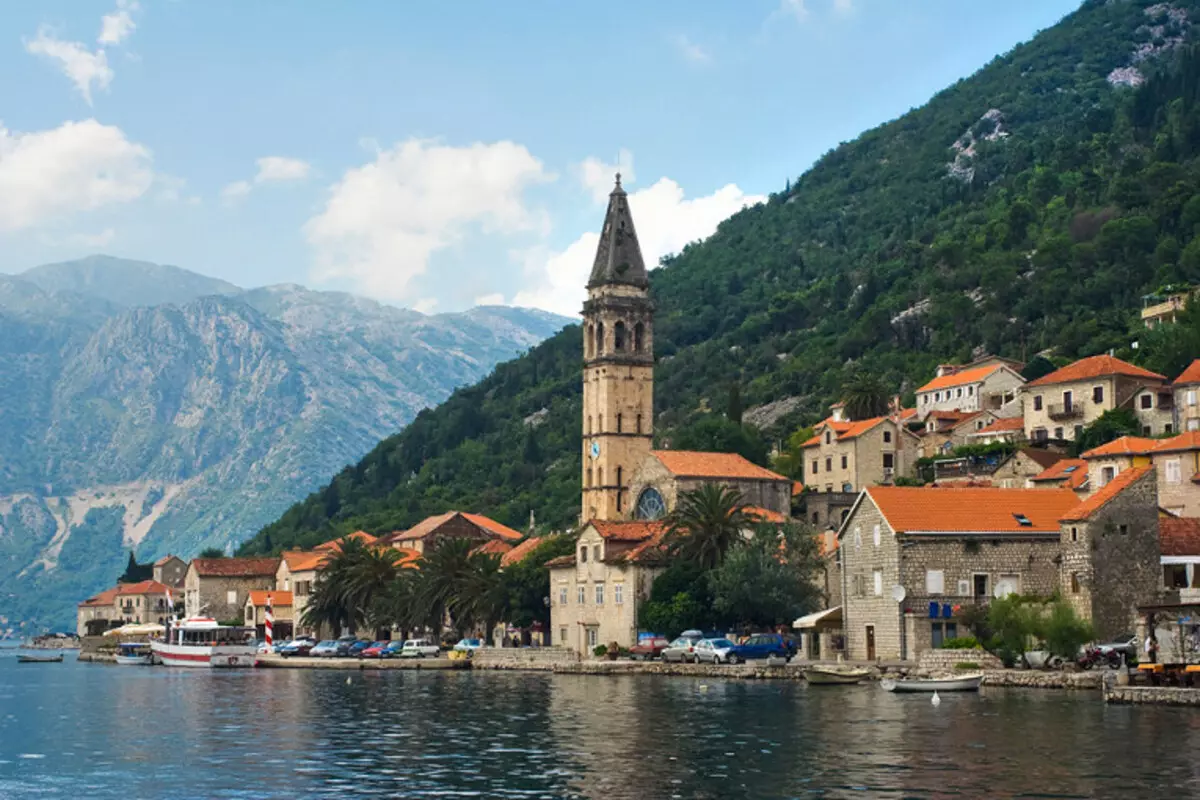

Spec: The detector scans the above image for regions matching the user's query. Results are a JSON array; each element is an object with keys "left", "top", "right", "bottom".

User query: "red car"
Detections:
[
  {"left": 629, "top": 637, "right": 671, "bottom": 661},
  {"left": 360, "top": 641, "right": 393, "bottom": 658}
]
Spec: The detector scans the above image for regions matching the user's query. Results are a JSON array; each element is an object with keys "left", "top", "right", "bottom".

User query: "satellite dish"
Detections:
[
  {"left": 891, "top": 585, "right": 907, "bottom": 603},
  {"left": 993, "top": 584, "right": 1006, "bottom": 599}
]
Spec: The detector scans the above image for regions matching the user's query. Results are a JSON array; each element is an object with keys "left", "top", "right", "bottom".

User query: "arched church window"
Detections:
[
  {"left": 614, "top": 321, "right": 626, "bottom": 351},
  {"left": 635, "top": 488, "right": 666, "bottom": 521},
  {"left": 596, "top": 322, "right": 605, "bottom": 354},
  {"left": 634, "top": 322, "right": 644, "bottom": 353}
]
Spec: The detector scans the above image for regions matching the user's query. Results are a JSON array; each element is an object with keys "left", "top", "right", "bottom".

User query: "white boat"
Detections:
[
  {"left": 805, "top": 664, "right": 871, "bottom": 685},
  {"left": 151, "top": 617, "right": 257, "bottom": 668},
  {"left": 880, "top": 673, "right": 983, "bottom": 692},
  {"left": 114, "top": 642, "right": 153, "bottom": 665}
]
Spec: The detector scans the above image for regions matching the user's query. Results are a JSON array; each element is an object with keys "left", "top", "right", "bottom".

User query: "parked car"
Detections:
[
  {"left": 360, "top": 641, "right": 393, "bottom": 658},
  {"left": 310, "top": 640, "right": 340, "bottom": 658},
  {"left": 726, "top": 633, "right": 796, "bottom": 664},
  {"left": 346, "top": 640, "right": 373, "bottom": 658},
  {"left": 272, "top": 639, "right": 292, "bottom": 654},
  {"left": 400, "top": 638, "right": 440, "bottom": 658},
  {"left": 629, "top": 637, "right": 671, "bottom": 661},
  {"left": 661, "top": 635, "right": 703, "bottom": 663},
  {"left": 280, "top": 638, "right": 316, "bottom": 657},
  {"left": 381, "top": 640, "right": 406, "bottom": 658},
  {"left": 453, "top": 638, "right": 484, "bottom": 653},
  {"left": 693, "top": 638, "right": 738, "bottom": 664},
  {"left": 333, "top": 636, "right": 359, "bottom": 656},
  {"left": 1095, "top": 633, "right": 1139, "bottom": 661}
]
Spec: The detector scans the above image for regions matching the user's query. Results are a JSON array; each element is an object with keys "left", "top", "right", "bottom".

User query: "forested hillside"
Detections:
[{"left": 244, "top": 0, "right": 1200, "bottom": 552}]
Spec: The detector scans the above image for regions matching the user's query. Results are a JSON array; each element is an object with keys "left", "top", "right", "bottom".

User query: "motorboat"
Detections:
[
  {"left": 804, "top": 664, "right": 871, "bottom": 685},
  {"left": 880, "top": 673, "right": 983, "bottom": 692},
  {"left": 151, "top": 617, "right": 257, "bottom": 668},
  {"left": 17, "top": 653, "right": 64, "bottom": 663},
  {"left": 114, "top": 642, "right": 153, "bottom": 665}
]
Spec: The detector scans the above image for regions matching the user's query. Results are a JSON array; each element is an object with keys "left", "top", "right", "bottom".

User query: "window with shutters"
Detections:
[
  {"left": 873, "top": 570, "right": 883, "bottom": 596},
  {"left": 577, "top": 586, "right": 586, "bottom": 605},
  {"left": 595, "top": 584, "right": 605, "bottom": 605},
  {"left": 873, "top": 524, "right": 881, "bottom": 547},
  {"left": 559, "top": 587, "right": 567, "bottom": 605},
  {"left": 926, "top": 570, "right": 945, "bottom": 595},
  {"left": 614, "top": 584, "right": 623, "bottom": 605},
  {"left": 1166, "top": 459, "right": 1182, "bottom": 484}
]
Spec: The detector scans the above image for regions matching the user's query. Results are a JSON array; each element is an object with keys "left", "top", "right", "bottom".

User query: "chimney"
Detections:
[
  {"left": 936, "top": 364, "right": 959, "bottom": 378},
  {"left": 830, "top": 402, "right": 846, "bottom": 422}
]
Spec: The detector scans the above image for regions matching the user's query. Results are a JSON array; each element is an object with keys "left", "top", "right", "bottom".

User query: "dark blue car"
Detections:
[{"left": 726, "top": 633, "right": 797, "bottom": 664}]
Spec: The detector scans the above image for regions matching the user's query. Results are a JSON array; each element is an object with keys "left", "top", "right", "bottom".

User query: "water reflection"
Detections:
[{"left": 2, "top": 658, "right": 1200, "bottom": 799}]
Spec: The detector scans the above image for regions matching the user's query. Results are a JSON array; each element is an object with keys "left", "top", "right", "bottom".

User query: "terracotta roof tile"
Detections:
[
  {"left": 116, "top": 580, "right": 171, "bottom": 596},
  {"left": 1160, "top": 516, "right": 1200, "bottom": 556},
  {"left": 152, "top": 555, "right": 179, "bottom": 567},
  {"left": 394, "top": 548, "right": 421, "bottom": 568},
  {"left": 1150, "top": 432, "right": 1200, "bottom": 454},
  {"left": 1060, "top": 466, "right": 1153, "bottom": 522},
  {"left": 620, "top": 528, "right": 672, "bottom": 564},
  {"left": 1030, "top": 458, "right": 1089, "bottom": 490},
  {"left": 387, "top": 512, "right": 457, "bottom": 543},
  {"left": 544, "top": 554, "right": 576, "bottom": 568},
  {"left": 314, "top": 531, "right": 378, "bottom": 552},
  {"left": 650, "top": 451, "right": 788, "bottom": 482},
  {"left": 500, "top": 536, "right": 546, "bottom": 567},
  {"left": 863, "top": 486, "right": 1079, "bottom": 534},
  {"left": 1080, "top": 436, "right": 1159, "bottom": 459},
  {"left": 247, "top": 590, "right": 293, "bottom": 607},
  {"left": 973, "top": 417, "right": 1025, "bottom": 435},
  {"left": 590, "top": 520, "right": 667, "bottom": 542},
  {"left": 744, "top": 506, "right": 787, "bottom": 524},
  {"left": 792, "top": 481, "right": 805, "bottom": 496},
  {"left": 79, "top": 587, "right": 119, "bottom": 607},
  {"left": 282, "top": 551, "right": 327, "bottom": 573},
  {"left": 190, "top": 557, "right": 280, "bottom": 578},
  {"left": 461, "top": 513, "right": 524, "bottom": 541},
  {"left": 1026, "top": 355, "right": 1166, "bottom": 387},
  {"left": 918, "top": 364, "right": 1005, "bottom": 393},
  {"left": 1173, "top": 359, "right": 1200, "bottom": 386},
  {"left": 471, "top": 539, "right": 514, "bottom": 557}
]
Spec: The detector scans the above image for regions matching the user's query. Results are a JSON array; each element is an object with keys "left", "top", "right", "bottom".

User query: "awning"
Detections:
[
  {"left": 103, "top": 623, "right": 165, "bottom": 637},
  {"left": 793, "top": 607, "right": 842, "bottom": 630}
]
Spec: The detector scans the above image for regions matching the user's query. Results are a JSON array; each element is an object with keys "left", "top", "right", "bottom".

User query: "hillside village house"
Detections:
[
  {"left": 152, "top": 555, "right": 187, "bottom": 588},
  {"left": 184, "top": 557, "right": 279, "bottom": 622},
  {"left": 1160, "top": 517, "right": 1200, "bottom": 602},
  {"left": 276, "top": 551, "right": 327, "bottom": 637},
  {"left": 1028, "top": 458, "right": 1090, "bottom": 492},
  {"left": 965, "top": 416, "right": 1027, "bottom": 446},
  {"left": 244, "top": 590, "right": 294, "bottom": 640},
  {"left": 802, "top": 408, "right": 919, "bottom": 494},
  {"left": 76, "top": 587, "right": 120, "bottom": 636},
  {"left": 1023, "top": 355, "right": 1168, "bottom": 443},
  {"left": 114, "top": 580, "right": 173, "bottom": 627},
  {"left": 915, "top": 359, "right": 1025, "bottom": 418},
  {"left": 383, "top": 511, "right": 523, "bottom": 554},
  {"left": 1172, "top": 359, "right": 1200, "bottom": 432},
  {"left": 919, "top": 410, "right": 1000, "bottom": 458},
  {"left": 837, "top": 486, "right": 1081, "bottom": 661},
  {"left": 1080, "top": 433, "right": 1200, "bottom": 517}
]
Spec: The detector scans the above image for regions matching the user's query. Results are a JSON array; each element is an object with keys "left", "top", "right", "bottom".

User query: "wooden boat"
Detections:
[
  {"left": 17, "top": 653, "right": 64, "bottom": 663},
  {"left": 880, "top": 673, "right": 983, "bottom": 693},
  {"left": 115, "top": 642, "right": 153, "bottom": 665},
  {"left": 805, "top": 664, "right": 870, "bottom": 685}
]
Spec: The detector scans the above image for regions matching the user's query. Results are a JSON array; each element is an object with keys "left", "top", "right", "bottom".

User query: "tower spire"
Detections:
[{"left": 587, "top": 173, "right": 648, "bottom": 289}]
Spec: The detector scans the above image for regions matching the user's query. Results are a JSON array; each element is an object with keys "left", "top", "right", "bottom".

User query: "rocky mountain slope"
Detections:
[
  {"left": 0, "top": 258, "right": 567, "bottom": 632},
  {"left": 243, "top": 0, "right": 1200, "bottom": 550}
]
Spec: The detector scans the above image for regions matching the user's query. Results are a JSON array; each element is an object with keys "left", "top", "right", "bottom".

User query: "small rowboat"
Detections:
[
  {"left": 805, "top": 664, "right": 871, "bottom": 685},
  {"left": 115, "top": 642, "right": 153, "bottom": 665},
  {"left": 881, "top": 673, "right": 983, "bottom": 693},
  {"left": 17, "top": 653, "right": 64, "bottom": 663}
]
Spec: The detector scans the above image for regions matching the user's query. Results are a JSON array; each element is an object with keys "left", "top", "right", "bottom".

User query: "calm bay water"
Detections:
[{"left": 2, "top": 651, "right": 1199, "bottom": 799}]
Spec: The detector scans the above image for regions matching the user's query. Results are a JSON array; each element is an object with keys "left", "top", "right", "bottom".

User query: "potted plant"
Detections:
[{"left": 605, "top": 641, "right": 620, "bottom": 661}]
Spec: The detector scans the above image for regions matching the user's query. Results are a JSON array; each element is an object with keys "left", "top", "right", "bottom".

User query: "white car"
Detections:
[
  {"left": 693, "top": 638, "right": 738, "bottom": 664},
  {"left": 453, "top": 638, "right": 484, "bottom": 653},
  {"left": 400, "top": 638, "right": 440, "bottom": 658}
]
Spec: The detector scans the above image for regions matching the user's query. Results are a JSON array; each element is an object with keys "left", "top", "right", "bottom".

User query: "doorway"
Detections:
[
  {"left": 973, "top": 574, "right": 990, "bottom": 602},
  {"left": 865, "top": 625, "right": 876, "bottom": 661}
]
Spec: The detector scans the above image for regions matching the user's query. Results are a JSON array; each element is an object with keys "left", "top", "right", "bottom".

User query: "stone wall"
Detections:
[
  {"left": 841, "top": 496, "right": 902, "bottom": 660},
  {"left": 982, "top": 670, "right": 1102, "bottom": 690},
  {"left": 918, "top": 648, "right": 1003, "bottom": 672},
  {"left": 1104, "top": 681, "right": 1200, "bottom": 705},
  {"left": 472, "top": 647, "right": 580, "bottom": 670}
]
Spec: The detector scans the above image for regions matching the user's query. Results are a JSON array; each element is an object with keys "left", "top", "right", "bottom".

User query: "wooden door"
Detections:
[{"left": 866, "top": 625, "right": 876, "bottom": 661}]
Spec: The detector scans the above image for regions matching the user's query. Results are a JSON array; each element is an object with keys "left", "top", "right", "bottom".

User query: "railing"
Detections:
[{"left": 1047, "top": 401, "right": 1085, "bottom": 420}]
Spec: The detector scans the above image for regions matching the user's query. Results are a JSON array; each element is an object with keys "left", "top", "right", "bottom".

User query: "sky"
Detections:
[{"left": 0, "top": 0, "right": 1084, "bottom": 317}]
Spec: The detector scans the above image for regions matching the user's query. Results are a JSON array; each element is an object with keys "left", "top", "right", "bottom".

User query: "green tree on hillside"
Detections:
[
  {"left": 670, "top": 416, "right": 769, "bottom": 465},
  {"left": 841, "top": 370, "right": 890, "bottom": 420},
  {"left": 710, "top": 523, "right": 823, "bottom": 632},
  {"left": 665, "top": 484, "right": 750, "bottom": 571},
  {"left": 1072, "top": 408, "right": 1142, "bottom": 456}
]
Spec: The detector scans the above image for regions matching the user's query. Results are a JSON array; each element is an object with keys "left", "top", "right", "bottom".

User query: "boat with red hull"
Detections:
[{"left": 152, "top": 617, "right": 257, "bottom": 668}]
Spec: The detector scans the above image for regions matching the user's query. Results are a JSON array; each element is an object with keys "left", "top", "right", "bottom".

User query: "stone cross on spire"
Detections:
[{"left": 587, "top": 173, "right": 648, "bottom": 288}]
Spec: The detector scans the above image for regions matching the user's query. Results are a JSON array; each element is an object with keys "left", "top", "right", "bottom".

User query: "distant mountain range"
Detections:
[{"left": 0, "top": 255, "right": 569, "bottom": 632}]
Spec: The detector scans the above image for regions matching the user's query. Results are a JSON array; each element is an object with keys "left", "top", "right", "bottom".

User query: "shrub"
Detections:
[
  {"left": 954, "top": 662, "right": 981, "bottom": 671},
  {"left": 593, "top": 644, "right": 608, "bottom": 658},
  {"left": 940, "top": 636, "right": 980, "bottom": 650},
  {"left": 1041, "top": 601, "right": 1094, "bottom": 658}
]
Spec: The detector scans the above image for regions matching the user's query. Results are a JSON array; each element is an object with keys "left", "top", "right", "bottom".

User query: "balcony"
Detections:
[{"left": 1047, "top": 401, "right": 1085, "bottom": 421}]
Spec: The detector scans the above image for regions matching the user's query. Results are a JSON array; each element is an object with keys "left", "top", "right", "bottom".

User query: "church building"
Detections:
[{"left": 549, "top": 175, "right": 792, "bottom": 655}]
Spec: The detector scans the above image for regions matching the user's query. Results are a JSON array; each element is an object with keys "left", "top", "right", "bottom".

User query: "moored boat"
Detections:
[
  {"left": 17, "top": 653, "right": 64, "bottom": 663},
  {"left": 805, "top": 664, "right": 871, "bottom": 685},
  {"left": 880, "top": 673, "right": 983, "bottom": 693},
  {"left": 114, "top": 642, "right": 153, "bottom": 665},
  {"left": 151, "top": 617, "right": 257, "bottom": 668}
]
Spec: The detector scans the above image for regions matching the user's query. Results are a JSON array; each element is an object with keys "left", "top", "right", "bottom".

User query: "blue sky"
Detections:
[{"left": 0, "top": 0, "right": 1082, "bottom": 315}]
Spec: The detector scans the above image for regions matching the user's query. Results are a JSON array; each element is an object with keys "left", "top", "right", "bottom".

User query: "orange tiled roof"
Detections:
[
  {"left": 1080, "top": 436, "right": 1158, "bottom": 459},
  {"left": 314, "top": 531, "right": 378, "bottom": 552},
  {"left": 79, "top": 587, "right": 119, "bottom": 607},
  {"left": 461, "top": 513, "right": 524, "bottom": 541},
  {"left": 116, "top": 580, "right": 171, "bottom": 596},
  {"left": 917, "top": 364, "right": 1005, "bottom": 393},
  {"left": 744, "top": 506, "right": 787, "bottom": 524},
  {"left": 282, "top": 551, "right": 327, "bottom": 572},
  {"left": 864, "top": 486, "right": 1079, "bottom": 534},
  {"left": 389, "top": 511, "right": 523, "bottom": 543},
  {"left": 804, "top": 414, "right": 903, "bottom": 447},
  {"left": 500, "top": 536, "right": 546, "bottom": 567},
  {"left": 247, "top": 590, "right": 293, "bottom": 607},
  {"left": 792, "top": 481, "right": 804, "bottom": 496},
  {"left": 898, "top": 408, "right": 918, "bottom": 421},
  {"left": 472, "top": 539, "right": 514, "bottom": 557},
  {"left": 1026, "top": 355, "right": 1166, "bottom": 387},
  {"left": 589, "top": 520, "right": 667, "bottom": 542},
  {"left": 1030, "top": 458, "right": 1089, "bottom": 490},
  {"left": 650, "top": 451, "right": 788, "bottom": 482},
  {"left": 1173, "top": 359, "right": 1200, "bottom": 386},
  {"left": 1150, "top": 431, "right": 1200, "bottom": 454},
  {"left": 190, "top": 557, "right": 280, "bottom": 578},
  {"left": 544, "top": 554, "right": 575, "bottom": 568},
  {"left": 973, "top": 417, "right": 1025, "bottom": 435},
  {"left": 1160, "top": 517, "right": 1200, "bottom": 556},
  {"left": 1060, "top": 466, "right": 1153, "bottom": 522},
  {"left": 395, "top": 548, "right": 421, "bottom": 568},
  {"left": 620, "top": 527, "right": 672, "bottom": 564}
]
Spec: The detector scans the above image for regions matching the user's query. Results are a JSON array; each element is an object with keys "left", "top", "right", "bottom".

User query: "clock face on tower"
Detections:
[{"left": 589, "top": 441, "right": 600, "bottom": 459}]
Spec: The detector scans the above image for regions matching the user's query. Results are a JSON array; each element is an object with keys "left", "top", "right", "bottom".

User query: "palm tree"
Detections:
[
  {"left": 841, "top": 370, "right": 890, "bottom": 420},
  {"left": 415, "top": 538, "right": 477, "bottom": 639},
  {"left": 302, "top": 535, "right": 401, "bottom": 636},
  {"left": 665, "top": 484, "right": 750, "bottom": 570},
  {"left": 457, "top": 552, "right": 509, "bottom": 644}
]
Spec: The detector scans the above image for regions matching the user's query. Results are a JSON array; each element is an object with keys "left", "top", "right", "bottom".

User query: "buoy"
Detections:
[
  {"left": 698, "top": 684, "right": 709, "bottom": 692},
  {"left": 346, "top": 676, "right": 352, "bottom": 685},
  {"left": 931, "top": 691, "right": 941, "bottom": 706}
]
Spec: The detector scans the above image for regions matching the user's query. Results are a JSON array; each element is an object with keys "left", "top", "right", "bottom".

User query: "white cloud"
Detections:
[
  {"left": 305, "top": 138, "right": 552, "bottom": 303},
  {"left": 0, "top": 119, "right": 153, "bottom": 232},
  {"left": 220, "top": 180, "right": 252, "bottom": 200},
  {"left": 833, "top": 0, "right": 853, "bottom": 14},
  {"left": 73, "top": 227, "right": 117, "bottom": 247},
  {"left": 25, "top": 29, "right": 113, "bottom": 105},
  {"left": 578, "top": 149, "right": 635, "bottom": 203},
  {"left": 221, "top": 156, "right": 312, "bottom": 201},
  {"left": 474, "top": 293, "right": 505, "bottom": 306},
  {"left": 99, "top": 0, "right": 139, "bottom": 46},
  {"left": 780, "top": 0, "right": 809, "bottom": 23},
  {"left": 511, "top": 176, "right": 765, "bottom": 316},
  {"left": 671, "top": 34, "right": 711, "bottom": 64}
]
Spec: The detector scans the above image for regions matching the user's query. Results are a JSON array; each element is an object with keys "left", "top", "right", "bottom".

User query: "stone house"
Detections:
[
  {"left": 837, "top": 486, "right": 1079, "bottom": 661},
  {"left": 276, "top": 551, "right": 327, "bottom": 637},
  {"left": 1131, "top": 385, "right": 1176, "bottom": 436},
  {"left": 964, "top": 416, "right": 1027, "bottom": 447},
  {"left": 1059, "top": 467, "right": 1163, "bottom": 640},
  {"left": 114, "top": 580, "right": 173, "bottom": 627},
  {"left": 1146, "top": 432, "right": 1200, "bottom": 517},
  {"left": 383, "top": 511, "right": 523, "bottom": 554},
  {"left": 1028, "top": 458, "right": 1089, "bottom": 492},
  {"left": 547, "top": 520, "right": 668, "bottom": 655},
  {"left": 152, "top": 555, "right": 187, "bottom": 588},
  {"left": 1171, "top": 360, "right": 1200, "bottom": 432},
  {"left": 1023, "top": 355, "right": 1167, "bottom": 443},
  {"left": 183, "top": 557, "right": 279, "bottom": 622},
  {"left": 1080, "top": 436, "right": 1156, "bottom": 488},
  {"left": 1159, "top": 517, "right": 1200, "bottom": 603},
  {"left": 76, "top": 587, "right": 120, "bottom": 636},
  {"left": 918, "top": 410, "right": 997, "bottom": 458},
  {"left": 801, "top": 410, "right": 919, "bottom": 494},
  {"left": 915, "top": 361, "right": 1025, "bottom": 418},
  {"left": 627, "top": 450, "right": 792, "bottom": 522},
  {"left": 244, "top": 590, "right": 294, "bottom": 640}
]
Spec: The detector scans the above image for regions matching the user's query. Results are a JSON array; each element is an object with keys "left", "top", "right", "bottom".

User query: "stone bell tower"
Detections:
[{"left": 581, "top": 174, "right": 654, "bottom": 523}]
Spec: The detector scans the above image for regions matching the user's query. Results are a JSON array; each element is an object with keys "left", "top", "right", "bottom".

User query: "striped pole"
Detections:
[{"left": 265, "top": 593, "right": 273, "bottom": 649}]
